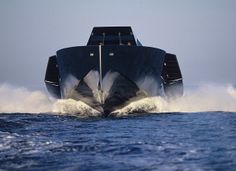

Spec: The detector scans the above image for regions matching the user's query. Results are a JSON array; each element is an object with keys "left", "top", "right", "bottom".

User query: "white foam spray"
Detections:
[
  {"left": 111, "top": 96, "right": 167, "bottom": 116},
  {"left": 136, "top": 76, "right": 160, "bottom": 96},
  {"left": 0, "top": 84, "right": 52, "bottom": 113},
  {"left": 52, "top": 99, "right": 101, "bottom": 117},
  {"left": 112, "top": 84, "right": 236, "bottom": 116},
  {"left": 0, "top": 83, "right": 102, "bottom": 116},
  {"left": 0, "top": 83, "right": 236, "bottom": 116},
  {"left": 62, "top": 75, "right": 80, "bottom": 98},
  {"left": 166, "top": 84, "right": 236, "bottom": 112},
  {"left": 82, "top": 70, "right": 119, "bottom": 103}
]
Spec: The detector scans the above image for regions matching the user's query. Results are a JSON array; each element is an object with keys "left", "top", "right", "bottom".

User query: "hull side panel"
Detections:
[{"left": 44, "top": 56, "right": 61, "bottom": 98}]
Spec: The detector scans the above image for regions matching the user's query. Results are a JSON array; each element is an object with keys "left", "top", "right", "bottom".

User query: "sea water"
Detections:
[{"left": 0, "top": 84, "right": 236, "bottom": 170}]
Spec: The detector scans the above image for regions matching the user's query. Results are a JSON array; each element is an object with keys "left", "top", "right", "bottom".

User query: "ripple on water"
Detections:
[{"left": 0, "top": 112, "right": 236, "bottom": 170}]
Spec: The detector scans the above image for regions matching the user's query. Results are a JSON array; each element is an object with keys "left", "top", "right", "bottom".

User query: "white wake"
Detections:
[
  {"left": 0, "top": 84, "right": 52, "bottom": 113},
  {"left": 112, "top": 84, "right": 236, "bottom": 116},
  {"left": 0, "top": 83, "right": 236, "bottom": 116}
]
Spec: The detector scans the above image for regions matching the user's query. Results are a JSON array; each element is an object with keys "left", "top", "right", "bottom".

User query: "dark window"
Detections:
[
  {"left": 104, "top": 35, "right": 119, "bottom": 45},
  {"left": 88, "top": 33, "right": 136, "bottom": 45}
]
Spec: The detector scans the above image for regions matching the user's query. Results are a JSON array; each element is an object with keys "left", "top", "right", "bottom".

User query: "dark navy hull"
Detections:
[{"left": 45, "top": 27, "right": 183, "bottom": 116}]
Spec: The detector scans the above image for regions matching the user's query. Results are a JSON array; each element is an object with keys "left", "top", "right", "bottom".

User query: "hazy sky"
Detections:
[{"left": 0, "top": 0, "right": 236, "bottom": 89}]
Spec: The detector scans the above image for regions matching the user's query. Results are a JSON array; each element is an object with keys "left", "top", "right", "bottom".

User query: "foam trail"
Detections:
[
  {"left": 52, "top": 99, "right": 101, "bottom": 117},
  {"left": 0, "top": 84, "right": 52, "bottom": 113},
  {"left": 111, "top": 96, "right": 167, "bottom": 116},
  {"left": 1, "top": 83, "right": 236, "bottom": 116},
  {"left": 112, "top": 84, "right": 236, "bottom": 116},
  {"left": 0, "top": 84, "right": 102, "bottom": 116},
  {"left": 166, "top": 84, "right": 236, "bottom": 112}
]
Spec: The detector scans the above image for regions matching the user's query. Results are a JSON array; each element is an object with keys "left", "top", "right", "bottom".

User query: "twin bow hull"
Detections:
[{"left": 45, "top": 45, "right": 183, "bottom": 115}]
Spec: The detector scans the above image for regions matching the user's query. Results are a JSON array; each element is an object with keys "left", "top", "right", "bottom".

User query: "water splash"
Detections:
[
  {"left": 136, "top": 76, "right": 160, "bottom": 96},
  {"left": 0, "top": 84, "right": 52, "bottom": 113},
  {"left": 63, "top": 75, "right": 80, "bottom": 98},
  {"left": 112, "top": 84, "right": 236, "bottom": 116},
  {"left": 111, "top": 96, "right": 167, "bottom": 116},
  {"left": 0, "top": 83, "right": 236, "bottom": 116},
  {"left": 166, "top": 84, "right": 236, "bottom": 113},
  {"left": 52, "top": 99, "right": 101, "bottom": 117},
  {"left": 227, "top": 85, "right": 236, "bottom": 99},
  {"left": 83, "top": 70, "right": 119, "bottom": 103}
]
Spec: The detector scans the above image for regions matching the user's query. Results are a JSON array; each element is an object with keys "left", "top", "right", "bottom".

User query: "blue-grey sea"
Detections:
[{"left": 0, "top": 112, "right": 236, "bottom": 171}]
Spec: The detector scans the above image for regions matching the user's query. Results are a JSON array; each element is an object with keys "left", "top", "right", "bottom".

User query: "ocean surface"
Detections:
[{"left": 0, "top": 112, "right": 236, "bottom": 171}]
